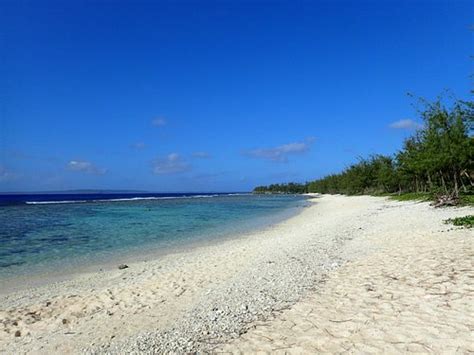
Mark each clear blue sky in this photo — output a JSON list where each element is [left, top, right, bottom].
[[1, 0, 472, 192]]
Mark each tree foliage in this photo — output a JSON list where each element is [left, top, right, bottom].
[[254, 97, 474, 198], [254, 182, 308, 194]]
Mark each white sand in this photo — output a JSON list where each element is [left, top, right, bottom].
[[0, 195, 472, 354], [219, 197, 474, 353]]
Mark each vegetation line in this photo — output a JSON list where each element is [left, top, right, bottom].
[[254, 96, 473, 205]]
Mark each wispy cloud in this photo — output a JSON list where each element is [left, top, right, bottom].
[[244, 137, 315, 162], [151, 117, 167, 127], [131, 142, 146, 150], [152, 153, 190, 175], [192, 151, 211, 159], [67, 160, 107, 175], [389, 119, 422, 130]]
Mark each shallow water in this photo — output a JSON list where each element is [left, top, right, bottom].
[[0, 194, 308, 280]]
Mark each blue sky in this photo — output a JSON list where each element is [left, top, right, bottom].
[[0, 0, 472, 192]]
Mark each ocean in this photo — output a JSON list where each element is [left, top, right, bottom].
[[0, 193, 308, 281]]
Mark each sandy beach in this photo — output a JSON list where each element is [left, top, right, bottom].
[[1, 194, 472, 354]]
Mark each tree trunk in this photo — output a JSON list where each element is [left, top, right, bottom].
[[453, 171, 459, 198], [461, 169, 474, 187], [440, 171, 448, 194], [427, 172, 433, 190]]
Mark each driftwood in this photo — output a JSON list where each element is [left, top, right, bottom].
[[430, 192, 459, 208]]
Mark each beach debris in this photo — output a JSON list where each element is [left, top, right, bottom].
[[25, 311, 41, 322], [365, 284, 376, 292], [431, 193, 459, 208], [118, 264, 129, 270]]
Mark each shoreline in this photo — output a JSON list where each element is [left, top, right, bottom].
[[0, 196, 309, 295], [1, 195, 472, 353], [219, 197, 474, 353]]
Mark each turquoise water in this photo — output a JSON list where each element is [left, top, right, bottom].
[[0, 194, 308, 280]]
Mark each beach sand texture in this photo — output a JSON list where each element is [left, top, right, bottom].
[[0, 195, 472, 354], [219, 209, 474, 353]]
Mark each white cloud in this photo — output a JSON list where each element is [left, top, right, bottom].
[[192, 151, 211, 158], [151, 117, 167, 127], [67, 160, 106, 175], [131, 142, 146, 150], [389, 119, 423, 130], [244, 137, 315, 162], [152, 153, 190, 175]]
